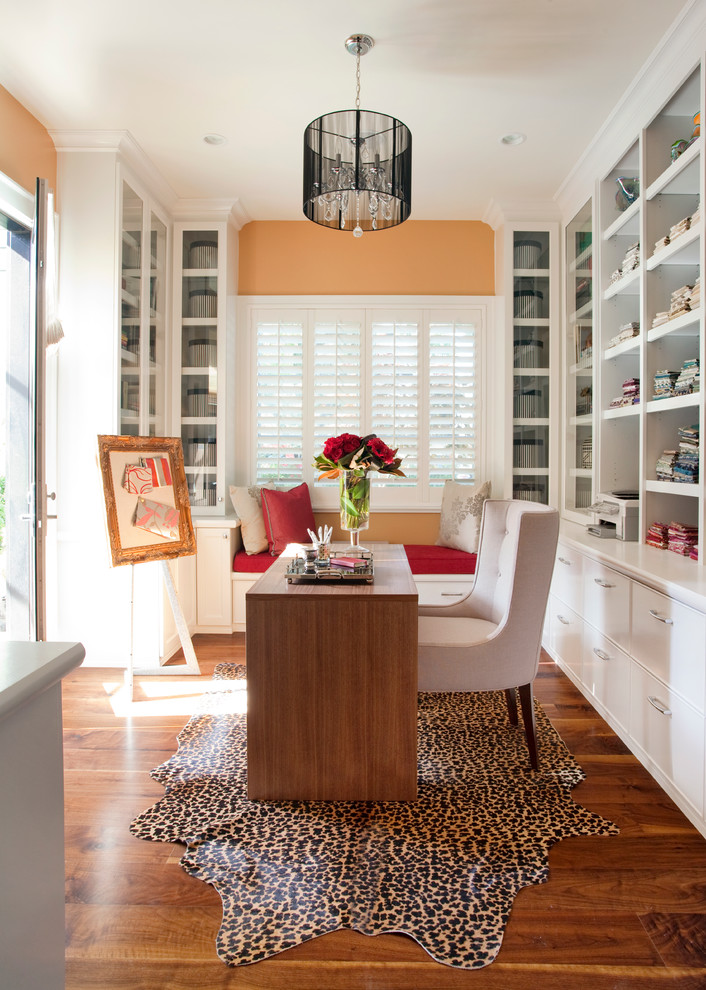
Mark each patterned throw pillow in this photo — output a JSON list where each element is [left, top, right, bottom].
[[229, 484, 274, 554], [436, 480, 491, 554]]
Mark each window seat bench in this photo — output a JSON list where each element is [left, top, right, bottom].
[[230, 544, 477, 631]]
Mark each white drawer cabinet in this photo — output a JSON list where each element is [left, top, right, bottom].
[[630, 662, 705, 815], [551, 547, 584, 613], [415, 578, 474, 607], [583, 559, 631, 652], [631, 584, 706, 715], [548, 596, 583, 681], [582, 625, 631, 731]]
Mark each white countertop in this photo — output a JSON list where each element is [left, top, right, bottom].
[[0, 641, 85, 721], [560, 520, 706, 612]]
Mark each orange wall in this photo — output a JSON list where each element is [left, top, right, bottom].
[[238, 220, 494, 296], [0, 85, 56, 196]]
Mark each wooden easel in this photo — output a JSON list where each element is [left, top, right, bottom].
[[124, 560, 200, 698]]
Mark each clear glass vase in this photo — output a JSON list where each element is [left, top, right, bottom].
[[339, 469, 370, 546]]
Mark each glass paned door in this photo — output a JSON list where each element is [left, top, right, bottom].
[[120, 181, 143, 435]]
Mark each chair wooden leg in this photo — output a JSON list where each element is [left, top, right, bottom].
[[504, 688, 518, 726], [518, 682, 539, 771]]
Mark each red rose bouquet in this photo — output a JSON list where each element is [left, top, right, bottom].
[[313, 432, 405, 480]]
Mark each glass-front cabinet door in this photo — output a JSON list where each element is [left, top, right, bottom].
[[176, 226, 221, 511], [564, 199, 594, 519], [511, 230, 552, 504], [119, 180, 168, 436]]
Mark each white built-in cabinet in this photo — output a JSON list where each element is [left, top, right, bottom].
[[500, 221, 560, 506], [172, 219, 238, 515]]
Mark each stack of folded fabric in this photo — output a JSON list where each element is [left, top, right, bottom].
[[609, 242, 640, 285], [690, 544, 699, 561], [646, 521, 669, 549], [669, 214, 691, 242], [609, 378, 640, 407], [673, 424, 699, 483], [655, 449, 678, 480], [653, 233, 670, 254], [667, 521, 699, 555], [653, 369, 680, 398], [607, 321, 640, 348], [669, 283, 694, 319], [690, 275, 701, 310], [674, 357, 700, 395], [651, 309, 670, 328]]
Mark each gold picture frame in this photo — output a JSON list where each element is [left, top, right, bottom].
[[97, 435, 196, 567]]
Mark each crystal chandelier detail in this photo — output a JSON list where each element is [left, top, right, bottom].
[[303, 35, 412, 236]]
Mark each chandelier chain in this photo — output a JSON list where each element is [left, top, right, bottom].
[[355, 51, 361, 109]]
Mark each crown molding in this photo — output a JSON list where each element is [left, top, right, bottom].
[[49, 129, 178, 211], [172, 197, 251, 230], [554, 0, 706, 221], [482, 198, 560, 230]]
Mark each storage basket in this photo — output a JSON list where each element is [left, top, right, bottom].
[[513, 337, 544, 369], [512, 482, 545, 503], [187, 387, 216, 417], [513, 437, 546, 468], [188, 338, 217, 367], [189, 240, 218, 268], [189, 287, 217, 317], [513, 388, 546, 418], [513, 288, 543, 318], [513, 239, 542, 269], [191, 437, 217, 466]]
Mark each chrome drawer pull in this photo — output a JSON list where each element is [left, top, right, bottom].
[[557, 615, 570, 625], [557, 557, 572, 566], [593, 648, 611, 661], [441, 591, 464, 596], [649, 609, 673, 625], [648, 695, 672, 717], [594, 578, 615, 588]]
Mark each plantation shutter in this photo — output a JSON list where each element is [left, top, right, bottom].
[[428, 316, 477, 483], [370, 316, 418, 485], [254, 316, 303, 484], [312, 314, 363, 483]]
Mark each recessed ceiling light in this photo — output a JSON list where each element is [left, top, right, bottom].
[[203, 133, 226, 146], [500, 132, 526, 146]]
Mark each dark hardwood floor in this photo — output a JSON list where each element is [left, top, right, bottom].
[[63, 635, 706, 989]]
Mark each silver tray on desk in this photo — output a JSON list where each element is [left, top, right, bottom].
[[285, 550, 374, 584]]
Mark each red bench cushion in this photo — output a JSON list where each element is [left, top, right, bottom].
[[233, 544, 476, 576], [403, 544, 477, 575]]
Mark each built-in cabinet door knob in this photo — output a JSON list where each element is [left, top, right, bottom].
[[557, 557, 572, 566], [593, 648, 611, 661], [557, 615, 570, 625], [594, 578, 615, 588]]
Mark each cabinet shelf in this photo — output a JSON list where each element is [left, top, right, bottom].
[[513, 417, 550, 427], [603, 199, 640, 240], [647, 307, 700, 341], [570, 245, 593, 272], [604, 267, 641, 299], [647, 223, 700, 269], [604, 336, 641, 360], [570, 414, 593, 426], [603, 404, 640, 419], [513, 467, 549, 476], [513, 317, 550, 327], [645, 479, 700, 496], [513, 267, 550, 278], [513, 367, 549, 376], [569, 468, 593, 478], [646, 139, 700, 199], [646, 394, 700, 413]]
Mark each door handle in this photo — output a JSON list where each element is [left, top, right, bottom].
[[649, 609, 673, 625]]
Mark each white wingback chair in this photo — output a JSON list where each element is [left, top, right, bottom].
[[418, 499, 559, 769]]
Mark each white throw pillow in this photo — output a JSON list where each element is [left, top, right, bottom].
[[436, 480, 491, 554], [229, 483, 274, 554]]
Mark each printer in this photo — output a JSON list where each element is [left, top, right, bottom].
[[587, 490, 639, 541]]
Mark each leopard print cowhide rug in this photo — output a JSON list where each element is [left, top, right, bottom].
[[130, 663, 618, 970]]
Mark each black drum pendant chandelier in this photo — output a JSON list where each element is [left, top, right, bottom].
[[303, 35, 412, 237]]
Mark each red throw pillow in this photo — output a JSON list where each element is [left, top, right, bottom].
[[261, 483, 316, 555]]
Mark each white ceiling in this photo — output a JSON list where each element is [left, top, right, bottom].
[[0, 0, 692, 222]]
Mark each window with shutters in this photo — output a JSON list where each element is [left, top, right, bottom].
[[244, 298, 489, 508]]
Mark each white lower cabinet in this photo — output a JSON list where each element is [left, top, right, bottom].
[[630, 662, 705, 815], [546, 536, 706, 836], [631, 584, 706, 715], [548, 596, 583, 681], [582, 625, 631, 732], [195, 524, 235, 630]]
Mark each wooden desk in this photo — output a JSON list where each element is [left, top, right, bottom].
[[246, 543, 418, 801]]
